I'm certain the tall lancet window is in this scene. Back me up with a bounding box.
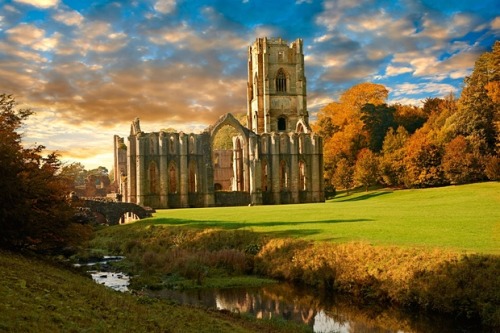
[276,68,286,92]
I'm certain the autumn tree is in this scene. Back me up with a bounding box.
[0,94,92,253]
[442,136,485,184]
[354,148,379,191]
[420,93,459,144]
[379,126,409,187]
[484,155,500,180]
[402,131,445,188]
[339,82,389,109]
[332,158,354,194]
[393,103,428,134]
[316,82,388,182]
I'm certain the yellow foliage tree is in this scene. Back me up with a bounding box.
[315,82,388,181]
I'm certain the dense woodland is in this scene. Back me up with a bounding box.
[316,41,499,191]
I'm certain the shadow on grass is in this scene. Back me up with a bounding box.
[149,218,373,230]
[334,191,392,202]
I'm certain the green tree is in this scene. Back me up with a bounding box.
[354,148,379,191]
[379,126,409,187]
[0,94,92,253]
[212,125,239,150]
[394,103,428,134]
[333,158,354,194]
[449,41,499,153]
[361,103,397,152]
[60,162,87,187]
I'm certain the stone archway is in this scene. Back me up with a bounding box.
[208,113,252,206]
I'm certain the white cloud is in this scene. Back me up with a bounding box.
[313,34,333,43]
[492,17,500,30]
[32,33,60,51]
[6,24,45,46]
[13,0,59,9]
[419,12,478,41]
[385,65,413,77]
[53,10,84,26]
[392,82,456,97]
[74,21,128,54]
[3,5,20,14]
[388,96,423,107]
[154,0,176,14]
[149,21,248,52]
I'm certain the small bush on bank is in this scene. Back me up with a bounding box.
[255,240,500,327]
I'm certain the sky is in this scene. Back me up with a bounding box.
[0,0,498,170]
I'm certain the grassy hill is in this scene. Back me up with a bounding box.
[147,182,500,254]
[0,251,307,333]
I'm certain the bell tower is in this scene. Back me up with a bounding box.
[246,37,309,134]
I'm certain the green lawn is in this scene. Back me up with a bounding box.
[145,182,500,254]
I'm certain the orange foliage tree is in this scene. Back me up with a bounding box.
[442,135,485,184]
[402,131,445,188]
[0,94,92,254]
[315,82,388,183]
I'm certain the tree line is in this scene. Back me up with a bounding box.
[315,41,499,192]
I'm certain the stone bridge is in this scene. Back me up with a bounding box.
[81,198,153,225]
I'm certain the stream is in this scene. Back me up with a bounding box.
[85,263,486,333]
[145,283,485,333]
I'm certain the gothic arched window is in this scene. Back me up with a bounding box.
[261,160,268,192]
[280,160,288,190]
[168,162,177,193]
[278,117,286,131]
[149,161,158,194]
[253,73,258,98]
[276,68,286,92]
[189,160,197,193]
[299,160,306,191]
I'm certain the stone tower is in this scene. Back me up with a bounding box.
[247,37,309,134]
[114,37,324,210]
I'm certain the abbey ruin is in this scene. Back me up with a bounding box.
[113,37,324,208]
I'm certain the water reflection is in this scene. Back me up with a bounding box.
[147,283,485,333]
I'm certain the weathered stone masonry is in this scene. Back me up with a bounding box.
[114,37,324,209]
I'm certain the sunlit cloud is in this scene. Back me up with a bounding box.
[14,0,59,9]
[6,23,45,46]
[392,82,456,98]
[154,0,177,14]
[492,17,500,29]
[0,0,496,169]
[53,9,84,26]
[385,65,413,77]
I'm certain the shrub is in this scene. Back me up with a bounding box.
[485,154,500,180]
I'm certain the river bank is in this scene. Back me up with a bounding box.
[0,250,308,333]
[88,223,500,330]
